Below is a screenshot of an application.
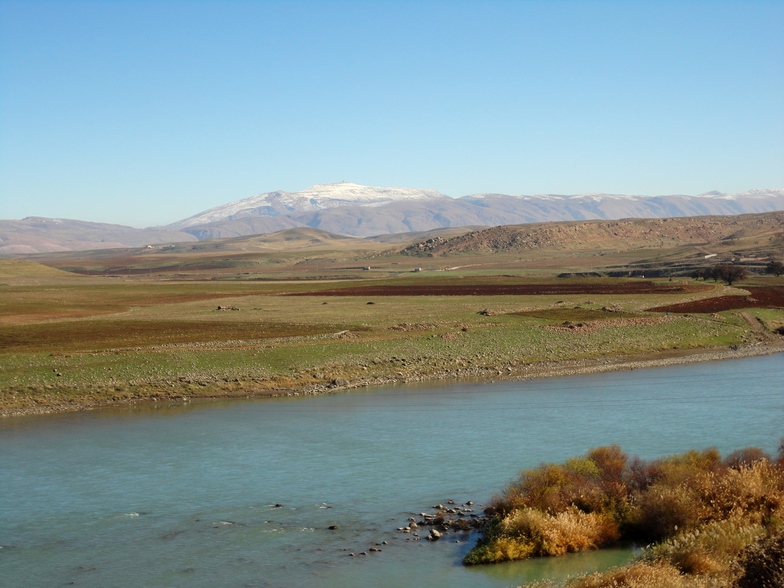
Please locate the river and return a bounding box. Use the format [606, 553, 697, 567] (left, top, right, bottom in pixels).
[1, 353, 782, 587]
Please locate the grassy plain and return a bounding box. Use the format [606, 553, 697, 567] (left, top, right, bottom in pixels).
[1, 222, 783, 416]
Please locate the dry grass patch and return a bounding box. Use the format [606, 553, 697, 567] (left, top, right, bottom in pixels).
[559, 561, 717, 588]
[0, 319, 345, 352]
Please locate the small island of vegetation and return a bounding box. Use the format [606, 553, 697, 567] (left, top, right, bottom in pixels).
[464, 443, 784, 587]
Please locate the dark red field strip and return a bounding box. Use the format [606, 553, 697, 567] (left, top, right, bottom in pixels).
[289, 283, 710, 297]
[649, 286, 784, 313]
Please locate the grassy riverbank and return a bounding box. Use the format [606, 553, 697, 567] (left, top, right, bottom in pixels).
[465, 444, 784, 588]
[1, 260, 782, 416]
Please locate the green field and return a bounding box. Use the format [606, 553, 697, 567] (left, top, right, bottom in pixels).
[2, 253, 782, 415]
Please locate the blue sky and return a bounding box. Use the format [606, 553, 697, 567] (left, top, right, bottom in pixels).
[1, 0, 782, 228]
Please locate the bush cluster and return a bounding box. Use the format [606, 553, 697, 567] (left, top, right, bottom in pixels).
[765, 260, 784, 277]
[691, 264, 749, 285]
[464, 442, 784, 587]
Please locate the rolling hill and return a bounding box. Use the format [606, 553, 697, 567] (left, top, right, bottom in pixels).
[400, 212, 784, 257]
[2, 183, 783, 254]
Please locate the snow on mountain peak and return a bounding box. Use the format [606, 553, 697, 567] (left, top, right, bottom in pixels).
[695, 188, 784, 200]
[167, 184, 784, 230]
[297, 182, 444, 203]
[171, 182, 446, 228]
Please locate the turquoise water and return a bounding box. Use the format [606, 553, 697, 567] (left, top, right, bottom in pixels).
[1, 354, 782, 587]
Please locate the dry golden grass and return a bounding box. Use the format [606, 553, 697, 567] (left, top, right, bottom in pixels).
[562, 562, 722, 588]
[502, 507, 620, 557]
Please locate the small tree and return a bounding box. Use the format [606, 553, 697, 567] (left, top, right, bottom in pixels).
[765, 260, 784, 277]
[714, 264, 748, 286]
[691, 267, 715, 281]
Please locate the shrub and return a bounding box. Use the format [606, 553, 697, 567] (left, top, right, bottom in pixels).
[626, 449, 721, 495]
[564, 562, 708, 588]
[587, 445, 628, 485]
[626, 455, 659, 493]
[509, 463, 574, 512]
[724, 447, 772, 469]
[462, 534, 535, 565]
[631, 483, 702, 540]
[465, 443, 784, 580]
[657, 449, 723, 482]
[736, 530, 784, 588]
[765, 260, 784, 277]
[464, 506, 619, 564]
[643, 520, 763, 575]
[501, 506, 620, 556]
[565, 456, 601, 479]
[694, 461, 784, 525]
[499, 446, 632, 522]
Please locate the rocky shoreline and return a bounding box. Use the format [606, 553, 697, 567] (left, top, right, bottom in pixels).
[339, 499, 491, 558]
[265, 341, 784, 400]
[395, 500, 489, 542]
[225, 340, 784, 398]
[2, 342, 782, 418]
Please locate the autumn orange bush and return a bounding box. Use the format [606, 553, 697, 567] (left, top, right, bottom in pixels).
[464, 441, 784, 583]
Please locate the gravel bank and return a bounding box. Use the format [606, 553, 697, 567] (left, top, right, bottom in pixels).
[4, 342, 781, 418]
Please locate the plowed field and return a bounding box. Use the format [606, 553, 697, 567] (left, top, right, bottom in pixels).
[291, 282, 711, 297]
[649, 286, 784, 313]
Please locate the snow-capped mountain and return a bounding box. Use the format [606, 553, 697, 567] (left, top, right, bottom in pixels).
[169, 186, 784, 240]
[693, 188, 784, 200]
[2, 184, 783, 254]
[168, 182, 445, 229]
[170, 183, 784, 236]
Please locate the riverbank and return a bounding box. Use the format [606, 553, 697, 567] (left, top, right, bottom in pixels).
[3, 341, 781, 418]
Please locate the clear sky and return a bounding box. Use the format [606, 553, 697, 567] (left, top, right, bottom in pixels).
[1, 0, 782, 228]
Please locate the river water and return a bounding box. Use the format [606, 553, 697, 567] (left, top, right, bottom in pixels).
[1, 354, 782, 587]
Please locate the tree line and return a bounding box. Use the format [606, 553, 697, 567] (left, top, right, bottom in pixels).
[691, 260, 783, 285]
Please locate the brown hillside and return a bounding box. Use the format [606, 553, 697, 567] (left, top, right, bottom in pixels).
[401, 212, 784, 256]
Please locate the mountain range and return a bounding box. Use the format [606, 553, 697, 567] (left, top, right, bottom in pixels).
[2, 182, 784, 254]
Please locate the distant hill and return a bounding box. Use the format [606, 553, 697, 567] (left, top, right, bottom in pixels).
[0, 259, 80, 280]
[215, 227, 367, 251]
[2, 183, 783, 254]
[368, 226, 481, 244]
[0, 218, 195, 255]
[25, 214, 784, 282]
[400, 211, 784, 257]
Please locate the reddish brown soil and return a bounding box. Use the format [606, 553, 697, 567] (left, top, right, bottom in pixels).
[649, 286, 784, 313]
[291, 282, 711, 297]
